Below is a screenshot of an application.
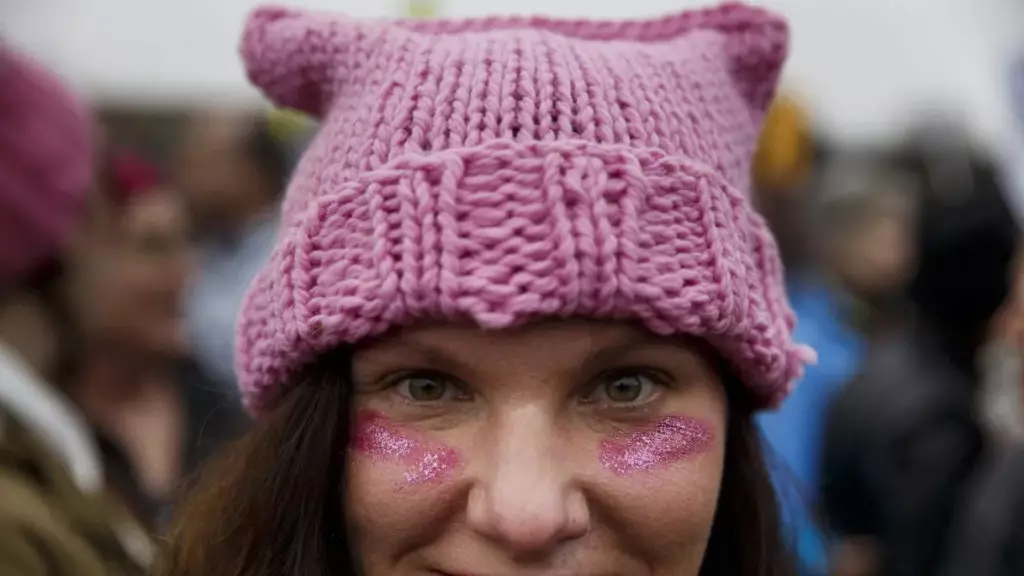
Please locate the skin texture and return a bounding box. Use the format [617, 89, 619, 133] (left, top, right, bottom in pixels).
[347, 320, 728, 575]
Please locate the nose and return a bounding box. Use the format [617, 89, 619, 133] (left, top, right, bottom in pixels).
[466, 406, 590, 558]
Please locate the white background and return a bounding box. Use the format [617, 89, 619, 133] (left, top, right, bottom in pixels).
[2, 0, 1022, 149]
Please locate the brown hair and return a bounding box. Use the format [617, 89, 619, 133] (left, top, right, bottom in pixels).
[158, 349, 796, 576]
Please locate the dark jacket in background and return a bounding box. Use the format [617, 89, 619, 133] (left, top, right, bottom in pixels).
[940, 447, 1024, 576]
[821, 143, 1018, 576]
[821, 320, 984, 576]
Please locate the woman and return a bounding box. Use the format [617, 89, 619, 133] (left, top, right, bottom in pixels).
[0, 45, 152, 576]
[72, 152, 248, 528]
[820, 133, 1020, 576]
[161, 3, 811, 575]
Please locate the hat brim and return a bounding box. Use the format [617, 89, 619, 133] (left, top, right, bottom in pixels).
[236, 139, 803, 414]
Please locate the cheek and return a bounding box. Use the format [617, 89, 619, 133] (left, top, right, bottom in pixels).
[348, 410, 725, 570]
[346, 411, 464, 553]
[350, 410, 461, 486]
[592, 416, 725, 564]
[598, 416, 714, 476]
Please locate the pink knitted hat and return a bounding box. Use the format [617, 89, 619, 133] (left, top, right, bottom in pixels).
[237, 2, 813, 414]
[0, 45, 92, 285]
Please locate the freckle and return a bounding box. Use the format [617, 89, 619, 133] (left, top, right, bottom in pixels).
[352, 410, 461, 486]
[599, 416, 713, 476]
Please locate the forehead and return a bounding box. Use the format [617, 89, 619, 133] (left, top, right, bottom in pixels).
[356, 320, 706, 368]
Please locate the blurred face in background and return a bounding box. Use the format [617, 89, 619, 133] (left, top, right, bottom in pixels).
[174, 110, 273, 236]
[834, 207, 915, 300]
[92, 189, 192, 358]
[815, 161, 918, 304]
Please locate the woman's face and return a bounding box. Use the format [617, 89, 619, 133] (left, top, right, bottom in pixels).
[94, 190, 192, 356]
[348, 321, 728, 575]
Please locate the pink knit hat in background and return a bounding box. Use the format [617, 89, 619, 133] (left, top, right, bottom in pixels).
[236, 2, 814, 414]
[0, 45, 93, 285]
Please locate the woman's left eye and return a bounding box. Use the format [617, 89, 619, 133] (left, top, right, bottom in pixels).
[392, 373, 469, 403]
[584, 370, 664, 406]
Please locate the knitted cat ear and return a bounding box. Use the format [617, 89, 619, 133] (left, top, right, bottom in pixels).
[241, 6, 367, 117]
[622, 2, 787, 117]
[705, 3, 790, 117]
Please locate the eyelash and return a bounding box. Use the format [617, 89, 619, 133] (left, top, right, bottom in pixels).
[383, 367, 671, 410]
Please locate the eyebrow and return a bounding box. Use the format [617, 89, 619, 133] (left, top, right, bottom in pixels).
[363, 329, 700, 376]
[357, 337, 476, 378]
[578, 335, 701, 373]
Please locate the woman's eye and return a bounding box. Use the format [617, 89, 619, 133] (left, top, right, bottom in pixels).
[606, 375, 645, 402]
[394, 374, 465, 402]
[586, 371, 663, 406]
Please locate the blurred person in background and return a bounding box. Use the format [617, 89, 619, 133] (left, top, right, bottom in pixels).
[935, 176, 1024, 576]
[809, 158, 918, 337]
[69, 151, 248, 530]
[174, 109, 285, 397]
[0, 44, 152, 576]
[821, 124, 1020, 576]
[754, 99, 916, 575]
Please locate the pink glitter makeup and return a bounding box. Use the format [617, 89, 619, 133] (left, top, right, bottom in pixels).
[352, 411, 460, 485]
[599, 416, 713, 476]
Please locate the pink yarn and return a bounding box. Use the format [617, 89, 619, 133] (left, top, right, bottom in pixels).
[0, 45, 92, 285]
[236, 2, 812, 414]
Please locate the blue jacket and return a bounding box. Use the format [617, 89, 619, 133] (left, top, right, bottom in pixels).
[759, 278, 865, 574]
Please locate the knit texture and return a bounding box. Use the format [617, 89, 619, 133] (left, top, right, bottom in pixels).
[237, 2, 814, 414]
[0, 45, 92, 285]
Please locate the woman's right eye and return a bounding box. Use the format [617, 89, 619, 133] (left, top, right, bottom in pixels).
[393, 373, 468, 403]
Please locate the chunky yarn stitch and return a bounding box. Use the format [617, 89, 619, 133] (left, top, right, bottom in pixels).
[236, 2, 814, 414]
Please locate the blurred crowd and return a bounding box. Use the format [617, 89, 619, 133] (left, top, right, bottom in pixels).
[754, 97, 1024, 576]
[0, 44, 317, 574]
[1, 20, 1024, 576]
